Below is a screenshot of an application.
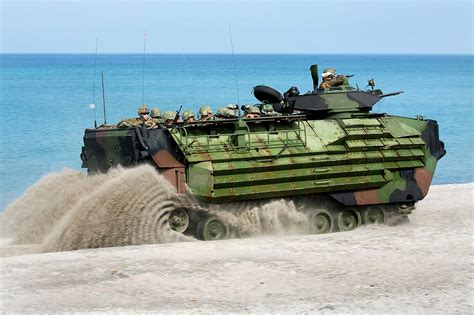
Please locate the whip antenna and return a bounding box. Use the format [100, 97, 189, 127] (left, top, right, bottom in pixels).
[228, 24, 240, 105]
[101, 70, 107, 125]
[181, 52, 195, 104]
[142, 29, 147, 105]
[181, 53, 193, 85]
[91, 37, 99, 128]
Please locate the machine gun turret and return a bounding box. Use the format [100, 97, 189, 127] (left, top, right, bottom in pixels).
[253, 64, 403, 117]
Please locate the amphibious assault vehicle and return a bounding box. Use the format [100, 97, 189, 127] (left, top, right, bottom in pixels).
[80, 65, 445, 240]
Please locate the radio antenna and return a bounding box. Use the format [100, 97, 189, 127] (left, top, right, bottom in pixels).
[181, 53, 193, 85]
[181, 52, 195, 105]
[91, 37, 98, 128]
[101, 70, 107, 125]
[228, 24, 240, 105]
[142, 29, 147, 105]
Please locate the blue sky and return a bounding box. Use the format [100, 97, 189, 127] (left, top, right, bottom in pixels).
[1, 0, 473, 54]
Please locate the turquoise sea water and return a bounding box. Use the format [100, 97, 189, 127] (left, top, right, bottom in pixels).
[0, 54, 473, 211]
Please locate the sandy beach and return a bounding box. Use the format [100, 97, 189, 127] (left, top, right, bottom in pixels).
[0, 183, 472, 313]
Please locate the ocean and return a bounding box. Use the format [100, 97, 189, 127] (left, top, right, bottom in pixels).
[0, 53, 472, 211]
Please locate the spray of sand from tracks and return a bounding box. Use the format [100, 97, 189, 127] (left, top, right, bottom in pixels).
[210, 195, 337, 238]
[0, 165, 191, 252]
[0, 165, 336, 253]
[0, 168, 107, 243]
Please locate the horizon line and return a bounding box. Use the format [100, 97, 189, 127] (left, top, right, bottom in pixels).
[1, 52, 473, 56]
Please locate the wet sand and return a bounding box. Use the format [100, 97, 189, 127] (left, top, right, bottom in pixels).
[0, 183, 473, 313]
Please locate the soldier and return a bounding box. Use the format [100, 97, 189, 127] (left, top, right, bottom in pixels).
[150, 108, 162, 123]
[225, 104, 239, 117]
[260, 103, 280, 116]
[199, 105, 213, 121]
[243, 105, 261, 118]
[117, 105, 150, 128]
[319, 67, 345, 89]
[215, 107, 237, 119]
[163, 111, 176, 126]
[182, 110, 196, 123]
[137, 105, 150, 122]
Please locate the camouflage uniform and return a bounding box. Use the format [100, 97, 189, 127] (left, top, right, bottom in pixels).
[319, 67, 345, 89]
[117, 118, 141, 128]
[319, 75, 345, 89]
[118, 105, 151, 128]
[118, 117, 158, 128]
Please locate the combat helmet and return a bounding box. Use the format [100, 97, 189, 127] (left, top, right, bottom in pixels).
[182, 110, 195, 121]
[150, 108, 161, 118]
[225, 104, 238, 110]
[261, 103, 275, 114]
[322, 67, 336, 78]
[137, 105, 149, 116]
[199, 105, 212, 116]
[215, 107, 237, 119]
[163, 111, 175, 120]
[244, 105, 261, 116]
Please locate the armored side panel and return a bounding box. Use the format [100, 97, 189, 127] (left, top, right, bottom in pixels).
[169, 115, 444, 206]
[82, 126, 187, 193]
[293, 90, 381, 113]
[328, 117, 445, 206]
[82, 128, 139, 172]
[140, 128, 186, 193]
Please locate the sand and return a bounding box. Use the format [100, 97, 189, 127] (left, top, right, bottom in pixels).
[0, 183, 473, 313]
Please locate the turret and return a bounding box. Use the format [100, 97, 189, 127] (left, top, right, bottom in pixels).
[253, 64, 403, 118]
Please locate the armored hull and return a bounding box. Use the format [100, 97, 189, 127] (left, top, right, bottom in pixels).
[81, 65, 445, 239]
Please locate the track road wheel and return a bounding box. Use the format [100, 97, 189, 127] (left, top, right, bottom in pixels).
[169, 208, 190, 233]
[337, 208, 361, 232]
[363, 206, 385, 225]
[197, 216, 229, 241]
[308, 210, 334, 234]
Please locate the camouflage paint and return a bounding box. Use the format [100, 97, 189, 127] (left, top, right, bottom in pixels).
[293, 89, 381, 114]
[329, 118, 444, 206]
[82, 128, 139, 172]
[81, 79, 445, 206]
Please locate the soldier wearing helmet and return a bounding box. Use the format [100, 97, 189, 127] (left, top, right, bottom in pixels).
[118, 104, 151, 128]
[260, 103, 279, 116]
[243, 105, 261, 118]
[225, 104, 239, 117]
[182, 110, 195, 123]
[199, 105, 213, 121]
[150, 108, 162, 124]
[319, 67, 345, 89]
[163, 111, 176, 126]
[215, 107, 238, 119]
[137, 105, 150, 122]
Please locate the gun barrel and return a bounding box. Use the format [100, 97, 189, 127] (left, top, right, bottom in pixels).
[379, 91, 404, 98]
[173, 105, 183, 123]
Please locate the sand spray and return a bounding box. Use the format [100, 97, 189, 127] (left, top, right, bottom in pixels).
[1, 165, 340, 252]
